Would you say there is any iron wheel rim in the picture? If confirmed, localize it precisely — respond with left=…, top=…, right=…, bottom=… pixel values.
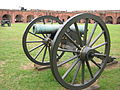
left=22, top=16, right=63, bottom=65
left=50, top=13, right=110, bottom=89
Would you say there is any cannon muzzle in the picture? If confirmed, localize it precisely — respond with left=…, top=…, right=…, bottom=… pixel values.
left=33, top=24, right=84, bottom=34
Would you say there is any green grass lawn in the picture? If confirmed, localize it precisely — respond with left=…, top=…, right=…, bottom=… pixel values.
left=0, top=23, right=120, bottom=90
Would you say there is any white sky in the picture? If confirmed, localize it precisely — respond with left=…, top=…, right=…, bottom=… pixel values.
left=0, top=0, right=120, bottom=11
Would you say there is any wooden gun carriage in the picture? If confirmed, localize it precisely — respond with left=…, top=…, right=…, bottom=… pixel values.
left=22, top=13, right=115, bottom=90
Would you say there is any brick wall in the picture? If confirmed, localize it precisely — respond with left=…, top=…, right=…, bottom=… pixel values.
left=0, top=9, right=120, bottom=24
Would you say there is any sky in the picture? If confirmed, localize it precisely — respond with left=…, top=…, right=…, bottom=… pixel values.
left=0, top=0, right=120, bottom=11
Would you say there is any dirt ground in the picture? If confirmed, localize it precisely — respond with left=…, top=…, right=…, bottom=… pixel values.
left=21, top=61, right=120, bottom=71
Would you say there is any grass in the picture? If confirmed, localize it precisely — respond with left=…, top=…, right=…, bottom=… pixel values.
left=99, top=68, right=120, bottom=90
left=0, top=23, right=120, bottom=90
left=108, top=24, right=120, bottom=58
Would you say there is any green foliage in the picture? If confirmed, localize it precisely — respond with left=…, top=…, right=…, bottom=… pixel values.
left=0, top=24, right=120, bottom=90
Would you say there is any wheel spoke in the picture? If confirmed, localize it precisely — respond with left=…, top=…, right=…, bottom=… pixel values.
left=28, top=43, right=44, bottom=52
left=26, top=41, right=43, bottom=43
left=74, top=22, right=83, bottom=47
left=92, top=42, right=107, bottom=49
left=34, top=45, right=45, bottom=59
left=56, top=53, right=61, bottom=60
left=62, top=59, right=79, bottom=79
left=65, top=33, right=81, bottom=50
left=86, top=61, right=94, bottom=78
left=83, top=18, right=89, bottom=45
left=71, top=60, right=81, bottom=84
left=89, top=31, right=104, bottom=47
left=57, top=55, right=78, bottom=67
left=58, top=48, right=79, bottom=53
left=57, top=53, right=59, bottom=57
left=94, top=53, right=106, bottom=60
left=56, top=54, right=60, bottom=60
left=87, top=22, right=98, bottom=45
left=43, top=19, right=45, bottom=24
left=81, top=60, right=85, bottom=84
left=29, top=32, right=44, bottom=40
left=46, top=34, right=49, bottom=37
left=94, top=53, right=106, bottom=57
left=42, top=46, right=47, bottom=63
left=57, top=51, right=64, bottom=60
left=42, top=34, right=46, bottom=38
left=48, top=44, right=51, bottom=57
left=91, top=59, right=101, bottom=69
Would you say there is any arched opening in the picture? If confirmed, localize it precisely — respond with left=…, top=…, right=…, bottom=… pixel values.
left=80, top=19, right=85, bottom=23
left=67, top=16, right=70, bottom=19
left=39, top=15, right=42, bottom=17
left=56, top=16, right=59, bottom=19
left=15, top=15, right=23, bottom=23
left=117, top=17, right=120, bottom=24
left=88, top=19, right=91, bottom=23
left=27, top=15, right=34, bottom=22
left=90, top=19, right=95, bottom=24
left=79, top=19, right=91, bottom=23
left=2, top=14, right=11, bottom=20
left=37, top=15, right=44, bottom=22
left=105, top=16, right=113, bottom=24
left=62, top=19, right=65, bottom=22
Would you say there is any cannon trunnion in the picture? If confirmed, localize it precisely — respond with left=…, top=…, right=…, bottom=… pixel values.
left=22, top=13, right=114, bottom=90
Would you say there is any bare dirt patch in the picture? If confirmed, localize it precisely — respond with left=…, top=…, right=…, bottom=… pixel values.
left=34, top=64, right=51, bottom=71
left=0, top=61, right=6, bottom=67
left=105, top=61, right=120, bottom=70
left=20, top=60, right=120, bottom=71
left=21, top=63, right=34, bottom=70
left=21, top=63, right=51, bottom=71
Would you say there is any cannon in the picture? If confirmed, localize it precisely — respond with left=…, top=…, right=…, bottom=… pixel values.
left=32, top=24, right=85, bottom=34
left=1, top=20, right=11, bottom=27
left=22, top=13, right=115, bottom=89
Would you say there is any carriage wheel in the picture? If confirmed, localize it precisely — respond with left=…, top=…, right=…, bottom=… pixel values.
left=50, top=13, right=110, bottom=89
left=22, top=16, right=64, bottom=65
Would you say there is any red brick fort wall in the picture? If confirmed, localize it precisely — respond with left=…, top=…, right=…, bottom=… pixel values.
left=0, top=9, right=120, bottom=24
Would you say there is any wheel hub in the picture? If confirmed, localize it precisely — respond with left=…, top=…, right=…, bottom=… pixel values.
left=80, top=46, right=94, bottom=60
left=43, top=37, right=51, bottom=45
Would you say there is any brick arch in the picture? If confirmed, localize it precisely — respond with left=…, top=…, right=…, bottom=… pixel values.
left=27, top=15, right=34, bottom=22
left=61, top=15, right=69, bottom=22
left=117, top=16, right=120, bottom=24
left=56, top=16, right=59, bottom=19
left=105, top=16, right=113, bottom=24
left=0, top=10, right=120, bottom=24
left=2, top=14, right=11, bottom=21
left=67, top=16, right=71, bottom=19
left=38, top=15, right=42, bottom=17
left=54, top=15, right=61, bottom=23
left=38, top=14, right=44, bottom=17
left=15, top=14, right=24, bottom=23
